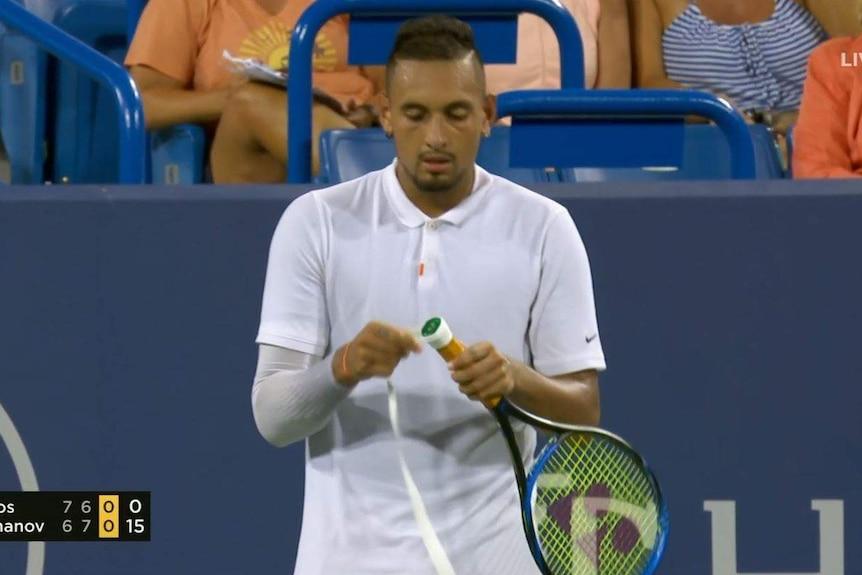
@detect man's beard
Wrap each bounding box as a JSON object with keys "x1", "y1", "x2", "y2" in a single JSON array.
[{"x1": 409, "y1": 162, "x2": 466, "y2": 194}]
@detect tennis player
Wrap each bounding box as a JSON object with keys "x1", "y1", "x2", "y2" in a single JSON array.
[{"x1": 252, "y1": 15, "x2": 605, "y2": 574}]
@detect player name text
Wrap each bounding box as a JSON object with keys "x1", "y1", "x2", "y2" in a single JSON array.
[{"x1": 0, "y1": 521, "x2": 45, "y2": 534}]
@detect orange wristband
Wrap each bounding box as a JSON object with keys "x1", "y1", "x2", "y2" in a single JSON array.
[{"x1": 341, "y1": 342, "x2": 352, "y2": 381}]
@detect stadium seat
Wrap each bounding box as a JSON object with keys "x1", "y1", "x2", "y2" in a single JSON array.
[
  {"x1": 559, "y1": 124, "x2": 785, "y2": 182},
  {"x1": 0, "y1": 0, "x2": 204, "y2": 184},
  {"x1": 50, "y1": 0, "x2": 127, "y2": 183},
  {"x1": 750, "y1": 123, "x2": 785, "y2": 179},
  {"x1": 150, "y1": 124, "x2": 206, "y2": 184},
  {"x1": 785, "y1": 124, "x2": 795, "y2": 178},
  {"x1": 490, "y1": 89, "x2": 762, "y2": 182},
  {"x1": 312, "y1": 90, "x2": 766, "y2": 184},
  {"x1": 0, "y1": 0, "x2": 54, "y2": 184},
  {"x1": 0, "y1": 26, "x2": 46, "y2": 183},
  {"x1": 318, "y1": 127, "x2": 555, "y2": 185},
  {"x1": 320, "y1": 90, "x2": 768, "y2": 185},
  {"x1": 51, "y1": 0, "x2": 205, "y2": 184}
]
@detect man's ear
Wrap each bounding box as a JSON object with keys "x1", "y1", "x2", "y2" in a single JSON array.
[
  {"x1": 379, "y1": 93, "x2": 393, "y2": 137},
  {"x1": 483, "y1": 93, "x2": 498, "y2": 136}
]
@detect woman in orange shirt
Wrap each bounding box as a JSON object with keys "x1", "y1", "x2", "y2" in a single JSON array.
[
  {"x1": 125, "y1": 0, "x2": 379, "y2": 182},
  {"x1": 793, "y1": 0, "x2": 862, "y2": 178}
]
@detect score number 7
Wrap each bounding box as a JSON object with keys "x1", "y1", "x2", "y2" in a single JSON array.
[{"x1": 62, "y1": 499, "x2": 93, "y2": 533}]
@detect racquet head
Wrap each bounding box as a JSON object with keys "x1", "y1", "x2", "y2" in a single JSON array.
[{"x1": 525, "y1": 429, "x2": 668, "y2": 575}]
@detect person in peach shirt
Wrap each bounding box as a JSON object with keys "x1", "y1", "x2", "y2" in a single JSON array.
[
  {"x1": 793, "y1": 0, "x2": 862, "y2": 178},
  {"x1": 485, "y1": 0, "x2": 631, "y2": 93}
]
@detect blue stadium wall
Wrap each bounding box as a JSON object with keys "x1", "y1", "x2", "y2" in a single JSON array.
[{"x1": 0, "y1": 180, "x2": 860, "y2": 574}]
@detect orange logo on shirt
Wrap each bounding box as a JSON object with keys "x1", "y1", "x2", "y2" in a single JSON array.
[{"x1": 238, "y1": 21, "x2": 337, "y2": 72}]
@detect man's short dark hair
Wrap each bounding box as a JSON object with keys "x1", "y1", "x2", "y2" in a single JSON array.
[{"x1": 385, "y1": 15, "x2": 485, "y2": 92}]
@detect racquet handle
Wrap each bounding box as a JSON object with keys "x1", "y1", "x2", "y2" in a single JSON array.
[{"x1": 420, "y1": 317, "x2": 501, "y2": 409}]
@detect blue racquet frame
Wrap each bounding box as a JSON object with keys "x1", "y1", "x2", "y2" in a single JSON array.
[{"x1": 492, "y1": 399, "x2": 670, "y2": 575}]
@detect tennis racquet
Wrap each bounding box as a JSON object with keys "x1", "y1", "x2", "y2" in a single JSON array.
[
  {"x1": 492, "y1": 399, "x2": 668, "y2": 575},
  {"x1": 420, "y1": 317, "x2": 669, "y2": 575}
]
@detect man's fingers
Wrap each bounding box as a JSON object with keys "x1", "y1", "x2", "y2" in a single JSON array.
[
  {"x1": 368, "y1": 322, "x2": 422, "y2": 353},
  {"x1": 352, "y1": 343, "x2": 406, "y2": 372},
  {"x1": 450, "y1": 351, "x2": 504, "y2": 383},
  {"x1": 359, "y1": 335, "x2": 418, "y2": 361},
  {"x1": 459, "y1": 368, "x2": 512, "y2": 403},
  {"x1": 459, "y1": 374, "x2": 505, "y2": 402},
  {"x1": 458, "y1": 366, "x2": 500, "y2": 394},
  {"x1": 448, "y1": 341, "x2": 492, "y2": 369}
]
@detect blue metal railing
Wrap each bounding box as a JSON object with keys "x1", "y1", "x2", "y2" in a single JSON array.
[
  {"x1": 287, "y1": 0, "x2": 584, "y2": 183},
  {"x1": 0, "y1": 0, "x2": 146, "y2": 183},
  {"x1": 496, "y1": 89, "x2": 758, "y2": 179}
]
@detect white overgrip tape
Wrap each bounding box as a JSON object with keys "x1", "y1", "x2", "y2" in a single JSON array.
[{"x1": 386, "y1": 380, "x2": 456, "y2": 575}]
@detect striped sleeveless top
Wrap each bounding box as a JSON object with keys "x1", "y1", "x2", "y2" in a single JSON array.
[{"x1": 662, "y1": 0, "x2": 827, "y2": 112}]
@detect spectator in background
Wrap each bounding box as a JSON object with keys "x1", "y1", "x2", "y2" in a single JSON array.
[
  {"x1": 208, "y1": 2, "x2": 627, "y2": 183},
  {"x1": 630, "y1": 0, "x2": 831, "y2": 136},
  {"x1": 485, "y1": 0, "x2": 631, "y2": 94},
  {"x1": 125, "y1": 0, "x2": 381, "y2": 182},
  {"x1": 793, "y1": 0, "x2": 862, "y2": 178}
]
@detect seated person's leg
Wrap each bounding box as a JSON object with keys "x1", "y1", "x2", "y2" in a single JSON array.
[{"x1": 210, "y1": 82, "x2": 355, "y2": 184}]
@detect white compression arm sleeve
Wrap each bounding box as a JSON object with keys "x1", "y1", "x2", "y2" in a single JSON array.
[{"x1": 251, "y1": 344, "x2": 352, "y2": 448}]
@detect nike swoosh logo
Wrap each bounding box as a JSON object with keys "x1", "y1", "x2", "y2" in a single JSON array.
[{"x1": 585, "y1": 333, "x2": 598, "y2": 343}]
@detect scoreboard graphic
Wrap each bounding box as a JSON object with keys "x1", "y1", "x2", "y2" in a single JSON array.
[{"x1": 0, "y1": 492, "x2": 150, "y2": 542}]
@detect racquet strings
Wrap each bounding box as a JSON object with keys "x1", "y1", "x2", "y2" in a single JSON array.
[{"x1": 532, "y1": 433, "x2": 661, "y2": 575}]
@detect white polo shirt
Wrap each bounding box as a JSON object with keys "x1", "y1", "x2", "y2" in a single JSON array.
[{"x1": 257, "y1": 161, "x2": 606, "y2": 575}]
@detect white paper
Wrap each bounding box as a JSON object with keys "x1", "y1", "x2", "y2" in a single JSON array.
[{"x1": 222, "y1": 50, "x2": 287, "y2": 87}]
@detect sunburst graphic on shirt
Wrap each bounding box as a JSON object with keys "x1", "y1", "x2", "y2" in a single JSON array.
[{"x1": 238, "y1": 21, "x2": 338, "y2": 73}]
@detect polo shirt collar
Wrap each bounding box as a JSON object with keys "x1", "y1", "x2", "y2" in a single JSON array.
[{"x1": 382, "y1": 160, "x2": 492, "y2": 228}]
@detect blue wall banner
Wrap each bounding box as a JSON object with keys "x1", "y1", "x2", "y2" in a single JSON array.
[{"x1": 0, "y1": 180, "x2": 859, "y2": 574}]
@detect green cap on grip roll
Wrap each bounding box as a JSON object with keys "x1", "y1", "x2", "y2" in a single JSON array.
[
  {"x1": 421, "y1": 317, "x2": 442, "y2": 337},
  {"x1": 420, "y1": 317, "x2": 453, "y2": 350}
]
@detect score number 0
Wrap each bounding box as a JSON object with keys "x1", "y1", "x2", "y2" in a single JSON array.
[{"x1": 60, "y1": 496, "x2": 146, "y2": 538}]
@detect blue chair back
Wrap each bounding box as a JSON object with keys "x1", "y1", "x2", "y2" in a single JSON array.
[
  {"x1": 150, "y1": 124, "x2": 206, "y2": 184},
  {"x1": 349, "y1": 15, "x2": 527, "y2": 66},
  {"x1": 17, "y1": 0, "x2": 58, "y2": 19},
  {"x1": 317, "y1": 129, "x2": 392, "y2": 183},
  {"x1": 0, "y1": 29, "x2": 46, "y2": 183},
  {"x1": 0, "y1": 0, "x2": 145, "y2": 183},
  {"x1": 785, "y1": 124, "x2": 795, "y2": 178},
  {"x1": 1, "y1": 0, "x2": 200, "y2": 184},
  {"x1": 51, "y1": 0, "x2": 126, "y2": 183},
  {"x1": 684, "y1": 123, "x2": 783, "y2": 179},
  {"x1": 318, "y1": 127, "x2": 553, "y2": 185},
  {"x1": 560, "y1": 124, "x2": 784, "y2": 182},
  {"x1": 496, "y1": 89, "x2": 760, "y2": 180}
]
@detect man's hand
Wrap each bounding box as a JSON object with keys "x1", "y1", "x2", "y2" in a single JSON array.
[
  {"x1": 448, "y1": 341, "x2": 515, "y2": 404},
  {"x1": 332, "y1": 321, "x2": 422, "y2": 386}
]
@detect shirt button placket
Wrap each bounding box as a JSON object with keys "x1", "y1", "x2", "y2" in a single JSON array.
[{"x1": 418, "y1": 220, "x2": 440, "y2": 291}]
